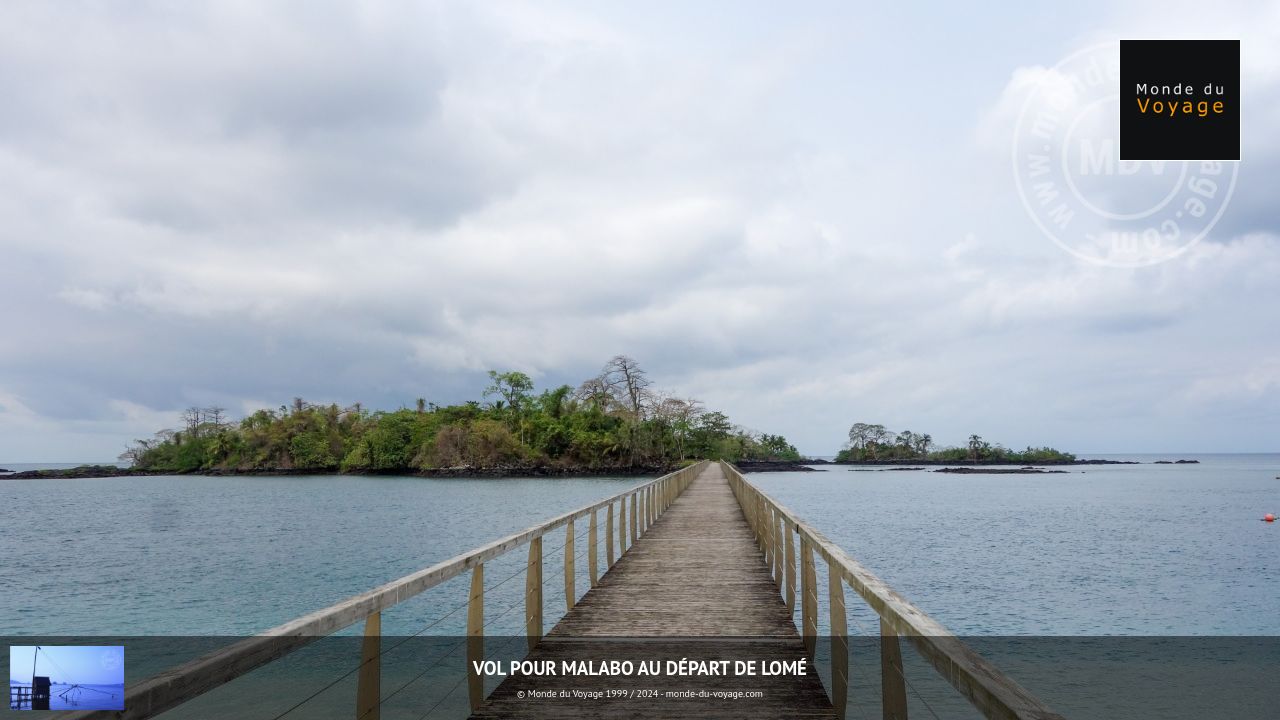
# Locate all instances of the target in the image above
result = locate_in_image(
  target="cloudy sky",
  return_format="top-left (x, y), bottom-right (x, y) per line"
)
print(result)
top-left (2, 0), bottom-right (1278, 461)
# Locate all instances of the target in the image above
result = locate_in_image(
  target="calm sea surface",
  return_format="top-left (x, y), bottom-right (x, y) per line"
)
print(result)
top-left (752, 453), bottom-right (1280, 636)
top-left (2, 454), bottom-right (1275, 637)
top-left (0, 472), bottom-right (646, 636)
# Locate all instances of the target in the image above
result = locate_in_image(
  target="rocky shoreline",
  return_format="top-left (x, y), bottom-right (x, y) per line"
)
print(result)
top-left (732, 461), bottom-right (821, 473)
top-left (735, 458), bottom-right (1201, 473)
top-left (832, 458), bottom-right (1197, 466)
top-left (2, 456), bottom-right (1204, 479)
top-left (0, 463), bottom-right (683, 480)
top-left (935, 466), bottom-right (1068, 474)
top-left (0, 464), bottom-right (141, 479)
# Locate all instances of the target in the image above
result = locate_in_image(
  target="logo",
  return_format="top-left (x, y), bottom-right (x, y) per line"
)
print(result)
top-left (1012, 42), bottom-right (1238, 267)
top-left (1120, 40), bottom-right (1240, 161)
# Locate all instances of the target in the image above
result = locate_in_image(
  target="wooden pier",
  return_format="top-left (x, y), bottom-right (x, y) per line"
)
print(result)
top-left (56, 460), bottom-right (1064, 720)
top-left (469, 462), bottom-right (834, 719)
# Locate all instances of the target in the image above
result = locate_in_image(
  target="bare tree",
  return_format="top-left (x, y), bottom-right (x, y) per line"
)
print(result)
top-left (602, 355), bottom-right (651, 419)
top-left (204, 407), bottom-right (227, 430)
top-left (182, 407), bottom-right (203, 437)
top-left (574, 375), bottom-right (614, 410)
top-left (118, 438), bottom-right (156, 465)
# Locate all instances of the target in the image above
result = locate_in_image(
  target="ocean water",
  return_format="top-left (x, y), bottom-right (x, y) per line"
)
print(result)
top-left (2, 457), bottom-right (1276, 637)
top-left (7, 682), bottom-right (124, 711)
top-left (0, 473), bottom-right (647, 636)
top-left (745, 454), bottom-right (1280, 718)
top-left (751, 453), bottom-right (1280, 636)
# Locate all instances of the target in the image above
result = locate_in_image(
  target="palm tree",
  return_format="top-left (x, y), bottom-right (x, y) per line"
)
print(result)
top-left (968, 434), bottom-right (983, 463)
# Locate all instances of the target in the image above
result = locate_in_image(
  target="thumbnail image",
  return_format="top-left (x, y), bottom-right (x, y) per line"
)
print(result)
top-left (9, 645), bottom-right (124, 712)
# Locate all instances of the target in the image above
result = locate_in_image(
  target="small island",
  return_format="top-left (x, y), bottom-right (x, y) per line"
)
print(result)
top-left (14, 357), bottom-right (805, 480)
top-left (828, 422), bottom-right (1197, 468)
top-left (834, 423), bottom-right (1077, 464)
top-left (3, 400), bottom-right (1206, 481)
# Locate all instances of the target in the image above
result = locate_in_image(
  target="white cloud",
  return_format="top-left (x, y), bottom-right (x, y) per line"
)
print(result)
top-left (2, 1), bottom-right (1280, 459)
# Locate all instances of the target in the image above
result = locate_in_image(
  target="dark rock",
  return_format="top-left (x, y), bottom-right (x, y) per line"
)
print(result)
top-left (1174, 459), bottom-right (1200, 464)
top-left (1073, 459), bottom-right (1140, 465)
top-left (935, 467), bottom-right (1069, 474)
top-left (734, 461), bottom-right (820, 473)
top-left (2, 464), bottom-right (136, 480)
top-left (837, 458), bottom-right (1136, 466)
top-left (2, 463), bottom-right (680, 480)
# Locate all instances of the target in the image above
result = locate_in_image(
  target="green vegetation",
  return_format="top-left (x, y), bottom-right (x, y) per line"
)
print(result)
top-left (123, 356), bottom-right (802, 473)
top-left (834, 423), bottom-right (1075, 464)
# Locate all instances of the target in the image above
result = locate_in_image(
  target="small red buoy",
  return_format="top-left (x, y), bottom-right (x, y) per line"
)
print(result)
top-left (1266, 513), bottom-right (1277, 523)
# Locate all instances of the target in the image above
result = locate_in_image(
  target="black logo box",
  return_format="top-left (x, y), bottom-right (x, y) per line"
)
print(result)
top-left (1120, 39), bottom-right (1240, 161)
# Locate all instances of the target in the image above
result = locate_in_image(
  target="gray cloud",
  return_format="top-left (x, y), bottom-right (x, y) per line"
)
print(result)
top-left (2, 1), bottom-right (1279, 461)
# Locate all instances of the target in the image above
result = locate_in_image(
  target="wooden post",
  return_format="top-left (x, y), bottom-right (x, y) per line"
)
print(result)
top-left (630, 493), bottom-right (638, 544)
top-left (647, 486), bottom-right (653, 529)
top-left (588, 510), bottom-right (599, 587)
top-left (640, 487), bottom-right (648, 534)
top-left (646, 485), bottom-right (652, 527)
top-left (880, 618), bottom-right (908, 720)
top-left (752, 491), bottom-right (762, 548)
top-left (763, 504), bottom-right (774, 568)
top-left (785, 522), bottom-right (796, 614)
top-left (525, 537), bottom-right (543, 650)
top-left (830, 571), bottom-right (849, 720)
top-left (749, 492), bottom-right (760, 541)
top-left (772, 509), bottom-right (784, 590)
top-left (801, 537), bottom-right (817, 656)
top-left (564, 519), bottom-right (576, 611)
top-left (606, 503), bottom-right (616, 566)
top-left (355, 611), bottom-right (380, 720)
top-left (619, 498), bottom-right (628, 553)
top-left (760, 497), bottom-right (769, 555)
top-left (467, 565), bottom-right (484, 711)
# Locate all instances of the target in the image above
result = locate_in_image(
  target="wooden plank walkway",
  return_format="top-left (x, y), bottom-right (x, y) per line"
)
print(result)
top-left (469, 463), bottom-right (835, 719)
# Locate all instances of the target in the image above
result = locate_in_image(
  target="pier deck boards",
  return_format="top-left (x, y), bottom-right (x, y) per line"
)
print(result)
top-left (469, 463), bottom-right (835, 719)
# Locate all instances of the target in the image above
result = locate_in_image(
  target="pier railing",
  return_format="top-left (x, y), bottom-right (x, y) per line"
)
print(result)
top-left (721, 461), bottom-right (1065, 720)
top-left (59, 461), bottom-right (708, 720)
top-left (10, 685), bottom-right (33, 710)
